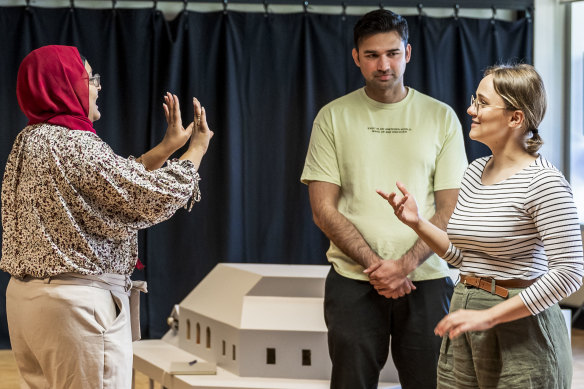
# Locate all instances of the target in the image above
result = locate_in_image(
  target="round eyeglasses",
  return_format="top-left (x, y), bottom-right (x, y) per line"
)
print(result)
top-left (470, 95), bottom-right (507, 114)
top-left (89, 74), bottom-right (101, 88)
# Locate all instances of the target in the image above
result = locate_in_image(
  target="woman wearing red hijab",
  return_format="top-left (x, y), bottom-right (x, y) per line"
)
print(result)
top-left (1, 45), bottom-right (213, 388)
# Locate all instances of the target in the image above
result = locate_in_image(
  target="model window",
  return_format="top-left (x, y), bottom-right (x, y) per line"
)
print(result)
top-left (196, 322), bottom-right (201, 344)
top-left (206, 326), bottom-right (211, 348)
top-left (186, 319), bottom-right (191, 340)
top-left (302, 349), bottom-right (311, 366)
top-left (233, 345), bottom-right (237, 360)
top-left (222, 340), bottom-right (226, 356)
top-left (266, 348), bottom-right (276, 365)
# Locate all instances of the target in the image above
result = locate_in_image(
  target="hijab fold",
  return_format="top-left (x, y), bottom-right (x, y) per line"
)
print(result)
top-left (17, 45), bottom-right (95, 134)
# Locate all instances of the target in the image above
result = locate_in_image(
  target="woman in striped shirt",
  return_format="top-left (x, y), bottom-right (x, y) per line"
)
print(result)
top-left (376, 64), bottom-right (583, 388)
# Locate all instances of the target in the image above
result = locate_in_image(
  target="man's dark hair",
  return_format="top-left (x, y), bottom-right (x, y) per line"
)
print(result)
top-left (353, 9), bottom-right (409, 50)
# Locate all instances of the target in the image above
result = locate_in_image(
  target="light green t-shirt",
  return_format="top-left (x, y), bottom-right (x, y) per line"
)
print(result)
top-left (301, 87), bottom-right (468, 281)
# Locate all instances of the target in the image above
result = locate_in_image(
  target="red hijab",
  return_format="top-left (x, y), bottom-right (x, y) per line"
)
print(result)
top-left (17, 45), bottom-right (95, 134)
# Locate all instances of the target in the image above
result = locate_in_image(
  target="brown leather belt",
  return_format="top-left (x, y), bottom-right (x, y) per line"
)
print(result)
top-left (459, 275), bottom-right (538, 299)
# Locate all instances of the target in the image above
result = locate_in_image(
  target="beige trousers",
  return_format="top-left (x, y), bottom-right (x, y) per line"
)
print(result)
top-left (6, 277), bottom-right (133, 389)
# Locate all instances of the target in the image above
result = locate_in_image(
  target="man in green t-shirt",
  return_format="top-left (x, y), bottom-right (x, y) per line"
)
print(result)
top-left (301, 9), bottom-right (468, 389)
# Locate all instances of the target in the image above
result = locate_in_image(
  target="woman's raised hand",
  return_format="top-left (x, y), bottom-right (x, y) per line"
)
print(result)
top-left (177, 97), bottom-right (214, 169)
top-left (376, 181), bottom-right (420, 228)
top-left (162, 92), bottom-right (192, 152)
top-left (138, 93), bottom-right (212, 171)
top-left (187, 97), bottom-right (213, 154)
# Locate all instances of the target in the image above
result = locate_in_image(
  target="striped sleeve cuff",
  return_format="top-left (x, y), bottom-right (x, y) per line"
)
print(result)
top-left (441, 242), bottom-right (463, 268)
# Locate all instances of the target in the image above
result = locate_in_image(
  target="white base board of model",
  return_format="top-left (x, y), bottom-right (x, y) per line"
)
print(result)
top-left (132, 335), bottom-right (401, 389)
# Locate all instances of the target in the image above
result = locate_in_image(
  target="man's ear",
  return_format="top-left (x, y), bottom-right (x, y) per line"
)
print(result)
top-left (405, 43), bottom-right (412, 63)
top-left (352, 48), bottom-right (360, 68)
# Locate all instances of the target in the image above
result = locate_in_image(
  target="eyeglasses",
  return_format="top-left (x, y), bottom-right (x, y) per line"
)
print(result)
top-left (89, 74), bottom-right (101, 88)
top-left (470, 95), bottom-right (507, 114)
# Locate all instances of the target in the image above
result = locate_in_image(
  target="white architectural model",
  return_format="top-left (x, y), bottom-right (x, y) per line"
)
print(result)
top-left (176, 263), bottom-right (399, 381)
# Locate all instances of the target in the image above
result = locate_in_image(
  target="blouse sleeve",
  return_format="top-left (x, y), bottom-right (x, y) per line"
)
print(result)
top-left (58, 132), bottom-right (200, 230)
top-left (520, 169), bottom-right (584, 315)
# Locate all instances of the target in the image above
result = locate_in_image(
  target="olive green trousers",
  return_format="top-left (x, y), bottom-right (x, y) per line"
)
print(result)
top-left (437, 283), bottom-right (572, 389)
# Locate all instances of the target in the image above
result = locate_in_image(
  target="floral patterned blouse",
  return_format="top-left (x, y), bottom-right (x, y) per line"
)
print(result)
top-left (1, 124), bottom-right (200, 278)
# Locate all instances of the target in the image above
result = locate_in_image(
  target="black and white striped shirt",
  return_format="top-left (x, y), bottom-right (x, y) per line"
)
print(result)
top-left (443, 155), bottom-right (583, 315)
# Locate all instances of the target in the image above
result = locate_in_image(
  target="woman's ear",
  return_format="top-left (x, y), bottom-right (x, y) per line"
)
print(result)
top-left (509, 110), bottom-right (525, 130)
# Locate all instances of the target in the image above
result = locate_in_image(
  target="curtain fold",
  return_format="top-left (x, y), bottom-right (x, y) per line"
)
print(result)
top-left (0, 6), bottom-right (532, 345)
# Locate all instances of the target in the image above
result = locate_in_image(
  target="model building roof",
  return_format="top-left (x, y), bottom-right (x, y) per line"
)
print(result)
top-left (179, 263), bottom-right (329, 332)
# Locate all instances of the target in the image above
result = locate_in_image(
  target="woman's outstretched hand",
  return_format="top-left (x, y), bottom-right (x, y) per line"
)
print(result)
top-left (178, 97), bottom-right (213, 170)
top-left (137, 93), bottom-right (213, 171)
top-left (376, 181), bottom-right (420, 229)
top-left (162, 92), bottom-right (192, 152)
top-left (187, 97), bottom-right (213, 154)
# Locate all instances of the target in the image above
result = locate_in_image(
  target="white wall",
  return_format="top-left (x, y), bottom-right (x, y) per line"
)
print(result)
top-left (534, 0), bottom-right (569, 171)
top-left (569, 2), bottom-right (584, 222)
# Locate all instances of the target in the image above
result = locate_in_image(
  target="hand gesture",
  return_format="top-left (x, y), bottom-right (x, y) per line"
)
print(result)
top-left (162, 92), bottom-right (192, 152)
top-left (434, 309), bottom-right (494, 339)
top-left (363, 260), bottom-right (416, 299)
top-left (377, 181), bottom-right (420, 229)
top-left (187, 97), bottom-right (213, 154)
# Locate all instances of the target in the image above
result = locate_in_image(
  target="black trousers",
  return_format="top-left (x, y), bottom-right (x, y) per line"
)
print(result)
top-left (324, 267), bottom-right (454, 389)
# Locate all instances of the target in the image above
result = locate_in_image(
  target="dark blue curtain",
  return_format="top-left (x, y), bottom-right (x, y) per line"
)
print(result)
top-left (0, 6), bottom-right (532, 347)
